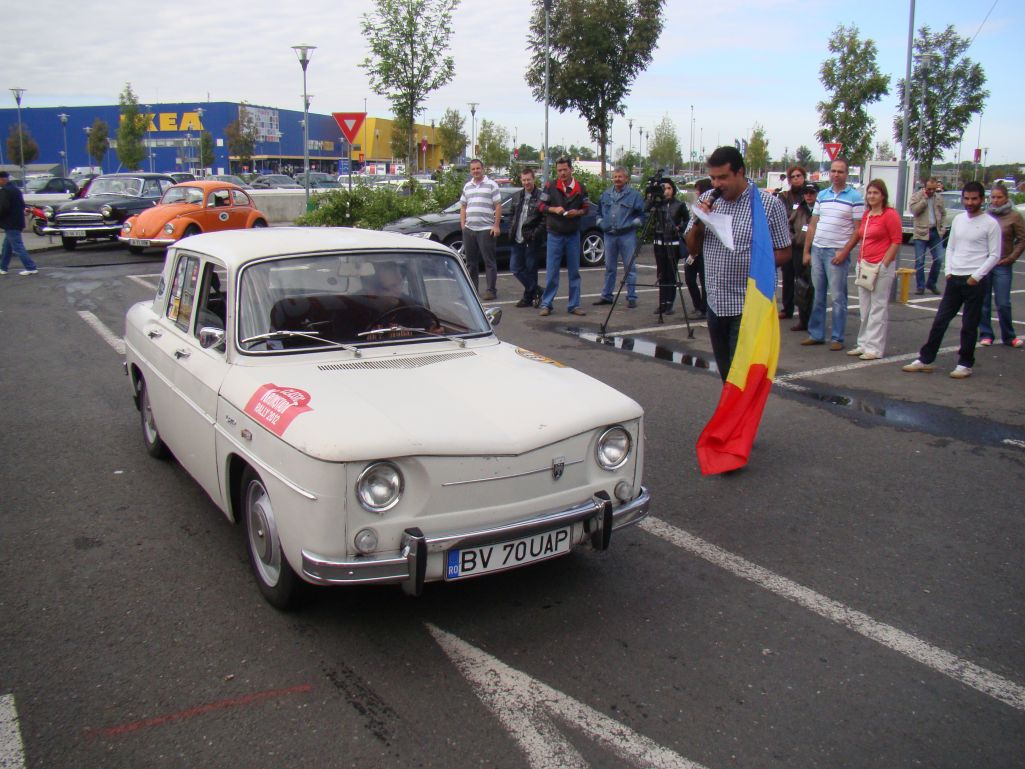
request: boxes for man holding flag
[685,146,791,474]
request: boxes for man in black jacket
[509,168,545,307]
[0,171,39,275]
[537,158,589,316]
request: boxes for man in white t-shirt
[459,159,503,300]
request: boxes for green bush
[296,183,437,230]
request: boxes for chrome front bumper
[301,486,651,595]
[43,224,121,236]
[118,235,176,246]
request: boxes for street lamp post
[58,112,70,177]
[468,102,478,160]
[896,0,916,219]
[143,104,154,172]
[83,126,92,170]
[292,43,317,203]
[196,107,205,173]
[11,88,26,185]
[628,118,633,156]
[543,0,551,182]
[689,104,694,174]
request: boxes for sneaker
[19,270,38,276]
[800,338,824,346]
[482,290,497,301]
[0,269,7,275]
[859,352,881,360]
[979,337,993,347]
[902,359,934,373]
[949,365,972,379]
[539,307,552,317]
[592,297,613,306]
[660,307,675,316]
[532,287,543,307]
[1009,338,1024,348]
[514,298,532,308]
[627,299,637,309]
[846,347,864,356]
[829,341,844,351]
[569,308,586,316]
[927,285,940,295]
[915,288,925,295]
[790,323,807,332]
[688,310,706,319]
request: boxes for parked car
[119,180,268,254]
[26,176,79,195]
[251,174,303,189]
[123,227,650,608]
[383,187,606,266]
[293,171,335,188]
[167,172,197,184]
[940,189,991,237]
[42,173,176,251]
[207,174,252,189]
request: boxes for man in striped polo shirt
[801,158,864,350]
[459,159,503,300]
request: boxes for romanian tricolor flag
[696,184,780,475]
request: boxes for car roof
[175,226,455,268]
[169,180,246,191]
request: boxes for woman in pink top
[848,179,902,359]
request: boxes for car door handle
[174,348,190,359]
[147,329,162,339]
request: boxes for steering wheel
[366,304,441,332]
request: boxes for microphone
[708,188,722,206]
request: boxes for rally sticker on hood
[515,347,566,367]
[244,384,313,436]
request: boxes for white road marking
[0,694,27,769]
[639,516,1025,712]
[77,311,125,355]
[1002,438,1025,450]
[426,623,709,769]
[127,274,160,290]
[775,345,960,382]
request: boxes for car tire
[61,236,78,252]
[581,229,605,267]
[443,233,465,258]
[183,225,201,239]
[138,378,170,459]
[241,467,304,610]
[252,219,268,228]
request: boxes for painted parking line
[776,345,961,383]
[127,273,161,290]
[0,694,27,769]
[85,683,314,739]
[77,311,125,356]
[639,516,1025,712]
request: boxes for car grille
[55,212,105,226]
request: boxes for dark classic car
[382,187,607,267]
[26,176,79,195]
[251,174,302,189]
[43,173,176,251]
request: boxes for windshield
[161,186,205,205]
[237,250,491,353]
[88,177,144,197]
[26,178,51,192]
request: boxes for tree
[892,25,988,180]
[360,0,458,174]
[744,124,770,177]
[617,150,643,173]
[224,103,257,173]
[199,131,214,168]
[516,143,539,163]
[795,145,815,169]
[436,108,468,165]
[477,119,510,169]
[526,0,665,178]
[816,24,889,167]
[116,83,147,170]
[569,144,596,161]
[390,107,413,162]
[88,119,109,167]
[874,140,894,161]
[648,114,681,172]
[6,125,39,166]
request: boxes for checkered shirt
[685,182,791,316]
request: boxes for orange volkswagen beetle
[119,180,268,253]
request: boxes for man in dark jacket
[509,168,545,307]
[537,157,589,316]
[0,171,39,275]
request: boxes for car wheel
[581,230,605,266]
[138,378,170,459]
[241,467,303,610]
[251,219,268,228]
[443,233,465,258]
[183,225,201,239]
[32,221,45,237]
[61,236,78,251]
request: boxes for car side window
[194,264,228,337]
[231,190,249,206]
[166,254,201,333]
[143,179,163,197]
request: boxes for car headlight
[43,206,53,219]
[122,221,132,233]
[164,222,175,235]
[356,461,403,513]
[595,426,631,470]
[100,204,113,218]
[408,231,433,239]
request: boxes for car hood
[385,212,457,230]
[220,340,642,462]
[55,195,152,214]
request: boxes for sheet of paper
[690,205,735,251]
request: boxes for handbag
[855,259,881,290]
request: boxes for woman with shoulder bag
[848,178,902,360]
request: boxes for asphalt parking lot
[1,239,1023,769]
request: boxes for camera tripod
[597,207,695,339]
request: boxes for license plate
[446,526,571,580]
[129,239,150,247]
[65,229,87,237]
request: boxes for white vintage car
[124,227,650,608]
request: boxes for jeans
[462,227,497,295]
[599,231,638,301]
[807,245,850,343]
[510,238,544,301]
[1,229,38,271]
[918,274,989,368]
[707,308,742,382]
[913,228,945,291]
[540,231,582,311]
[978,263,1015,343]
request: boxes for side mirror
[198,327,226,351]
[484,307,502,328]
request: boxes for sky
[5,0,1021,168]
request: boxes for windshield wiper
[241,329,362,356]
[356,325,466,347]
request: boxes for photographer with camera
[593,167,646,309]
[646,176,690,315]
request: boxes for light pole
[196,107,205,173]
[468,102,478,160]
[11,88,26,185]
[896,0,916,219]
[83,126,92,170]
[689,104,694,174]
[543,0,551,182]
[914,51,938,181]
[292,43,317,203]
[143,104,154,172]
[58,112,70,177]
[628,118,633,156]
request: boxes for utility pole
[689,104,694,174]
[468,102,479,160]
[896,0,915,218]
[543,0,551,181]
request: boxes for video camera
[645,168,672,205]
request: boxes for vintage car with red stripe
[123,228,649,608]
